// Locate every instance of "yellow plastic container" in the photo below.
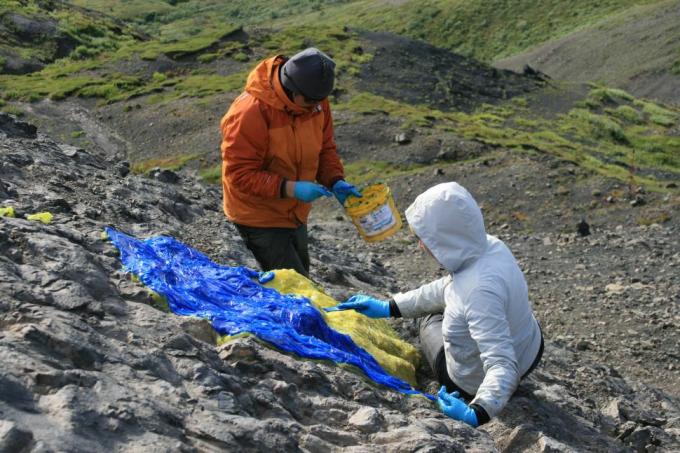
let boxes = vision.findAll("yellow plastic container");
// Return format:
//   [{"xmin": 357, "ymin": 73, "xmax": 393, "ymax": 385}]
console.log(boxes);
[{"xmin": 344, "ymin": 183, "xmax": 402, "ymax": 242}]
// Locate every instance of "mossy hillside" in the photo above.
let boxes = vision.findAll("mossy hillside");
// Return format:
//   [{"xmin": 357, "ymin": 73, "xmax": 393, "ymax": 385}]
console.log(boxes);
[
  {"xmin": 337, "ymin": 87, "xmax": 679, "ymax": 192},
  {"xmin": 278, "ymin": 0, "xmax": 661, "ymax": 62},
  {"xmin": 71, "ymin": 0, "xmax": 667, "ymax": 64},
  {"xmin": 202, "ymin": 86, "xmax": 678, "ymax": 189},
  {"xmin": 118, "ymin": 25, "xmax": 244, "ymax": 61},
  {"xmin": 0, "ymin": 21, "xmax": 368, "ymax": 106},
  {"xmin": 69, "ymin": 0, "xmax": 351, "ymax": 32},
  {"xmin": 0, "ymin": 61, "xmax": 176, "ymax": 103},
  {"xmin": 0, "ymin": 1, "xmax": 139, "ymax": 64},
  {"xmin": 131, "ymin": 153, "xmax": 202, "ymax": 174}
]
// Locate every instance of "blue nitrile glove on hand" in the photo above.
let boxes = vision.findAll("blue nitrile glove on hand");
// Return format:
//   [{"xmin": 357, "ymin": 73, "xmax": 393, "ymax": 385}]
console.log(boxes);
[
  {"xmin": 324, "ymin": 294, "xmax": 390, "ymax": 318},
  {"xmin": 331, "ymin": 180, "xmax": 362, "ymax": 205},
  {"xmin": 294, "ymin": 181, "xmax": 332, "ymax": 202},
  {"xmin": 437, "ymin": 386, "xmax": 479, "ymax": 428},
  {"xmin": 257, "ymin": 271, "xmax": 275, "ymax": 284}
]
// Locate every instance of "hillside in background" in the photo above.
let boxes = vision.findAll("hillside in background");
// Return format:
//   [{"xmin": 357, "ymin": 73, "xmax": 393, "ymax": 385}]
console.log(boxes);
[
  {"xmin": 1, "ymin": 1, "xmax": 678, "ymax": 193},
  {"xmin": 495, "ymin": 0, "xmax": 680, "ymax": 104},
  {"xmin": 62, "ymin": 0, "xmax": 680, "ymax": 99}
]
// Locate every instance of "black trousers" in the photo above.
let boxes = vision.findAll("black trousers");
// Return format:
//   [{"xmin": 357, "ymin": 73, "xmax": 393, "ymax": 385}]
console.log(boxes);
[
  {"xmin": 419, "ymin": 313, "xmax": 544, "ymax": 400},
  {"xmin": 235, "ymin": 223, "xmax": 310, "ymax": 277}
]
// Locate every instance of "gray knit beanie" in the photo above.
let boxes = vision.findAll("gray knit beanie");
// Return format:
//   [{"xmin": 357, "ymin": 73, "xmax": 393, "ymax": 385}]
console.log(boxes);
[{"xmin": 281, "ymin": 48, "xmax": 335, "ymax": 101}]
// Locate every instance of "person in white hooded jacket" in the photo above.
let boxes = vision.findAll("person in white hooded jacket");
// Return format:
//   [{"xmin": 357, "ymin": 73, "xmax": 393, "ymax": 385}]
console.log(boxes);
[{"xmin": 326, "ymin": 182, "xmax": 543, "ymax": 427}]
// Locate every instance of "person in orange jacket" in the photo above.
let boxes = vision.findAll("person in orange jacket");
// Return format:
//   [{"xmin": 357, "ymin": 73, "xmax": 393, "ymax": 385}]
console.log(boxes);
[{"xmin": 220, "ymin": 48, "xmax": 361, "ymax": 277}]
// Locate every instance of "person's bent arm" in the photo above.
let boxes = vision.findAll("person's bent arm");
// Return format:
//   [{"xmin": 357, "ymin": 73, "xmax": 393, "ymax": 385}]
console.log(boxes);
[
  {"xmin": 391, "ymin": 276, "xmax": 450, "ymax": 318},
  {"xmin": 465, "ymin": 286, "xmax": 520, "ymax": 421},
  {"xmin": 221, "ymin": 97, "xmax": 283, "ymax": 199}
]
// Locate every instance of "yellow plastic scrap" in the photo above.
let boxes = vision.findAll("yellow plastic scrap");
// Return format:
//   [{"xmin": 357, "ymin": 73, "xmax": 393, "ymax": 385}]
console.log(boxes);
[
  {"xmin": 26, "ymin": 212, "xmax": 53, "ymax": 224},
  {"xmin": 149, "ymin": 288, "xmax": 170, "ymax": 313},
  {"xmin": 0, "ymin": 207, "xmax": 16, "ymax": 218},
  {"xmin": 261, "ymin": 269, "xmax": 421, "ymax": 386}
]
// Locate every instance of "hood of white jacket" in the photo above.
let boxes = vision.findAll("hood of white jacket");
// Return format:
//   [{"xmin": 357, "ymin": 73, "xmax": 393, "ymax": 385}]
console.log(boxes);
[{"xmin": 405, "ymin": 182, "xmax": 488, "ymax": 273}]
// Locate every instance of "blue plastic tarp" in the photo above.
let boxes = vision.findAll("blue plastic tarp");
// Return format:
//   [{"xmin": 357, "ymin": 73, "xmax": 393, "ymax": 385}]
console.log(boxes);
[{"xmin": 105, "ymin": 227, "xmax": 433, "ymax": 400}]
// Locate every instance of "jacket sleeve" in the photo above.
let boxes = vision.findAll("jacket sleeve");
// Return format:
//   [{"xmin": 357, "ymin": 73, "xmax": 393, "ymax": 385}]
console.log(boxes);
[
  {"xmin": 221, "ymin": 95, "xmax": 282, "ymax": 199},
  {"xmin": 391, "ymin": 276, "xmax": 450, "ymax": 318},
  {"xmin": 315, "ymin": 101, "xmax": 344, "ymax": 188},
  {"xmin": 466, "ymin": 286, "xmax": 520, "ymax": 419}
]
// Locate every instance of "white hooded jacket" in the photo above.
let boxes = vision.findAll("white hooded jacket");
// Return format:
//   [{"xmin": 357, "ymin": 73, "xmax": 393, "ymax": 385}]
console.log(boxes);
[{"xmin": 393, "ymin": 182, "xmax": 542, "ymax": 418}]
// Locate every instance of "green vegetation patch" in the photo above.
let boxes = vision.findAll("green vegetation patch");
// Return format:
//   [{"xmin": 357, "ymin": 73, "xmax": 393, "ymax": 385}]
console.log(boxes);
[
  {"xmin": 69, "ymin": 0, "xmax": 349, "ymax": 33},
  {"xmin": 343, "ymin": 160, "xmax": 427, "ymax": 186},
  {"xmin": 339, "ymin": 87, "xmax": 679, "ymax": 192},
  {"xmin": 131, "ymin": 153, "xmax": 201, "ymax": 174},
  {"xmin": 1, "ymin": 1, "xmax": 139, "ymax": 65},
  {"xmin": 199, "ymin": 164, "xmax": 222, "ymax": 184},
  {"xmin": 123, "ymin": 25, "xmax": 243, "ymax": 61},
  {"xmin": 283, "ymin": 0, "xmax": 660, "ymax": 62},
  {"xmin": 258, "ymin": 25, "xmax": 372, "ymax": 78}
]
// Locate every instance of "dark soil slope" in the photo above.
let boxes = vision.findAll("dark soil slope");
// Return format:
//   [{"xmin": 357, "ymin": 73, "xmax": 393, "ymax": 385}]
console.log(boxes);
[{"xmin": 358, "ymin": 31, "xmax": 546, "ymax": 112}]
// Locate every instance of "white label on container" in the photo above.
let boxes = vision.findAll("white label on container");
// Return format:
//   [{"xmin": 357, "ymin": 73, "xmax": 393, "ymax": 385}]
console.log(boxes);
[{"xmin": 358, "ymin": 202, "xmax": 396, "ymax": 236}]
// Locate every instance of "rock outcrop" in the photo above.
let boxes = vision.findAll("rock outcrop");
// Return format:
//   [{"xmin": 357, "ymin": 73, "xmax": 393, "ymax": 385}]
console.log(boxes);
[{"xmin": 1, "ymin": 112, "xmax": 679, "ymax": 451}]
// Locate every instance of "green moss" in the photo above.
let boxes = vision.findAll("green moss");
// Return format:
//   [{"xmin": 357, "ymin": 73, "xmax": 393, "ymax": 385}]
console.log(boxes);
[
  {"xmin": 608, "ymin": 105, "xmax": 643, "ymax": 124},
  {"xmin": 258, "ymin": 25, "xmax": 372, "ymax": 81},
  {"xmin": 232, "ymin": 51, "xmax": 249, "ymax": 62},
  {"xmin": 197, "ymin": 52, "xmax": 218, "ymax": 63},
  {"xmin": 568, "ymin": 109, "xmax": 629, "ymax": 144},
  {"xmin": 173, "ymin": 72, "xmax": 247, "ymax": 98},
  {"xmin": 128, "ymin": 25, "xmax": 242, "ymax": 61},
  {"xmin": 637, "ymin": 211, "xmax": 671, "ymax": 226},
  {"xmin": 1, "ymin": 104, "xmax": 24, "ymax": 117},
  {"xmin": 649, "ymin": 115, "xmax": 675, "ymax": 127},
  {"xmin": 635, "ymin": 99, "xmax": 678, "ymax": 126},
  {"xmin": 285, "ymin": 0, "xmax": 660, "ymax": 62},
  {"xmin": 336, "ymin": 92, "xmax": 443, "ymax": 127},
  {"xmin": 199, "ymin": 164, "xmax": 222, "ymax": 184},
  {"xmin": 131, "ymin": 153, "xmax": 200, "ymax": 174},
  {"xmin": 343, "ymin": 160, "xmax": 428, "ymax": 186},
  {"xmin": 71, "ymin": 130, "xmax": 85, "ymax": 138},
  {"xmin": 587, "ymin": 87, "xmax": 634, "ymax": 105}
]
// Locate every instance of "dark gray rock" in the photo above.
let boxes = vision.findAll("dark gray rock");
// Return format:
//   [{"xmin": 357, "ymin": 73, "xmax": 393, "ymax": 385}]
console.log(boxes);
[
  {"xmin": 150, "ymin": 167, "xmax": 180, "ymax": 184},
  {"xmin": 0, "ymin": 113, "xmax": 37, "ymax": 139},
  {"xmin": 0, "ymin": 420, "xmax": 34, "ymax": 453}
]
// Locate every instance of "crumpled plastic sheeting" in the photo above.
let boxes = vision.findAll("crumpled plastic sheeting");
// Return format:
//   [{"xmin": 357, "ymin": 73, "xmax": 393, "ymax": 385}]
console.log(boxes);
[
  {"xmin": 0, "ymin": 207, "xmax": 16, "ymax": 218},
  {"xmin": 26, "ymin": 212, "xmax": 53, "ymax": 224},
  {"xmin": 105, "ymin": 227, "xmax": 434, "ymax": 400},
  {"xmin": 265, "ymin": 268, "xmax": 420, "ymax": 386}
]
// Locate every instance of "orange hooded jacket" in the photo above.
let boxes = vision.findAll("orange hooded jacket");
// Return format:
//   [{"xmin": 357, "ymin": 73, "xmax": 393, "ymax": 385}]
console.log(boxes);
[{"xmin": 220, "ymin": 55, "xmax": 345, "ymax": 228}]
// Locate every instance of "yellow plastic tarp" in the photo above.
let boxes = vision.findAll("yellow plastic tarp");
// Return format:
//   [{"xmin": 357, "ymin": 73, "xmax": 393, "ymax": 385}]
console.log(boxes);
[
  {"xmin": 262, "ymin": 269, "xmax": 420, "ymax": 386},
  {"xmin": 26, "ymin": 212, "xmax": 53, "ymax": 224},
  {"xmin": 0, "ymin": 207, "xmax": 16, "ymax": 218}
]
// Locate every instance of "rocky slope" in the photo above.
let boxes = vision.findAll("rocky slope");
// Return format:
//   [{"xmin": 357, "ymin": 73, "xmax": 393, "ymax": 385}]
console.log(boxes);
[{"xmin": 2, "ymin": 112, "xmax": 679, "ymax": 452}]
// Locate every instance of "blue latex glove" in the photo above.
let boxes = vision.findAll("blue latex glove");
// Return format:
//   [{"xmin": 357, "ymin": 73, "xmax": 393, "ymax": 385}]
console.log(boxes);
[
  {"xmin": 257, "ymin": 271, "xmax": 275, "ymax": 284},
  {"xmin": 437, "ymin": 386, "xmax": 479, "ymax": 427},
  {"xmin": 324, "ymin": 294, "xmax": 390, "ymax": 318},
  {"xmin": 294, "ymin": 181, "xmax": 332, "ymax": 202},
  {"xmin": 331, "ymin": 180, "xmax": 362, "ymax": 205}
]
